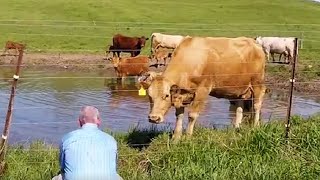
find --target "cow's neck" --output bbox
[163,71,190,90]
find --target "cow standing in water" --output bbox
[108,34,149,57]
[146,36,267,141]
[109,55,149,84]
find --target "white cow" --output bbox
[150,33,189,53]
[255,36,295,63]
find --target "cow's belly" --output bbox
[209,87,248,99]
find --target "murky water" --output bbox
[0,67,319,145]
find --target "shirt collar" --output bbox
[81,123,98,130]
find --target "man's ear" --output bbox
[96,117,101,127]
[78,119,84,127]
[170,85,180,95]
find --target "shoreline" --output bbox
[0,52,318,94]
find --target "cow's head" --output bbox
[111,56,121,68]
[105,45,114,60]
[139,36,149,48]
[138,71,162,89]
[254,36,263,45]
[147,77,195,124]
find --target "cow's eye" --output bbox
[162,94,170,100]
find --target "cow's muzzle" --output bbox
[148,115,162,124]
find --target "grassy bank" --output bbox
[2,115,320,179]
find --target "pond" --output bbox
[0,67,319,145]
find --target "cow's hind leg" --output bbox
[232,100,244,128]
[271,52,275,62]
[172,107,185,142]
[252,85,266,127]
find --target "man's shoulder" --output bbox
[61,129,82,143]
[61,129,117,144]
[97,130,117,144]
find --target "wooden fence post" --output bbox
[0,49,24,174]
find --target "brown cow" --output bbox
[110,55,150,84]
[110,34,149,57]
[3,41,26,55]
[146,36,267,141]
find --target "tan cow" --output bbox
[150,33,189,54]
[110,55,150,84]
[138,71,257,129]
[152,47,172,67]
[147,36,267,141]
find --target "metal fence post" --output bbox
[0,49,24,174]
[285,37,299,140]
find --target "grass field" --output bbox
[1,115,320,179]
[0,0,319,57]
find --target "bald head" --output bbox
[79,106,101,126]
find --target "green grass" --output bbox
[2,115,320,179]
[0,0,319,56]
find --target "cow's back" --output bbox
[119,56,149,75]
[163,36,265,97]
[113,34,138,49]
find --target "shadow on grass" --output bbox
[125,124,172,150]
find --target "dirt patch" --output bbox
[266,73,319,95]
[0,52,112,71]
[0,52,318,94]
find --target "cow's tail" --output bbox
[150,33,155,55]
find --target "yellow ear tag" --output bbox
[139,86,146,96]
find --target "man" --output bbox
[52,106,122,180]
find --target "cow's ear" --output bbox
[170,85,180,95]
[182,92,195,105]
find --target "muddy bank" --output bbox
[0,52,111,71]
[0,52,318,94]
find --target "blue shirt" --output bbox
[59,123,119,180]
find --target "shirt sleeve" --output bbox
[59,141,65,173]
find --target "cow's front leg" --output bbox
[252,85,267,127]
[271,52,276,62]
[172,107,184,142]
[264,49,270,62]
[186,86,210,137]
[121,76,126,86]
[186,112,199,137]
[279,53,282,62]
